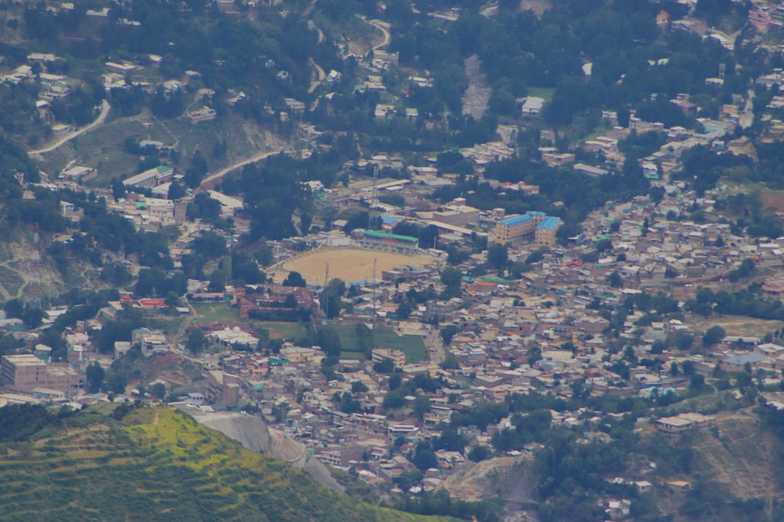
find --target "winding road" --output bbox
[198,147,284,191]
[368,19,391,51]
[30,99,111,155]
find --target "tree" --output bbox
[320,278,345,319]
[441,267,462,298]
[413,395,431,421]
[316,327,342,357]
[702,325,726,347]
[607,271,623,288]
[184,150,208,188]
[468,445,492,462]
[85,362,104,393]
[440,325,459,346]
[689,373,706,392]
[186,328,207,354]
[351,381,368,394]
[412,441,438,471]
[487,244,508,270]
[283,271,307,287]
[150,382,167,400]
[208,270,226,292]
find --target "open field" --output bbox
[527,86,555,102]
[328,321,427,363]
[689,314,784,337]
[273,248,436,285]
[192,302,240,323]
[254,321,309,341]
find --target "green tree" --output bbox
[186,328,207,354]
[487,244,508,270]
[283,271,307,287]
[85,362,105,393]
[702,325,726,347]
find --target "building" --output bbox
[123,165,174,189]
[492,211,545,244]
[0,354,80,394]
[1,354,47,389]
[354,229,420,254]
[372,348,407,368]
[534,216,563,247]
[521,96,545,116]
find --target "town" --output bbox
[2,0,784,521]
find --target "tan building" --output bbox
[492,211,545,244]
[372,348,406,368]
[1,354,80,394]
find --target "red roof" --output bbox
[138,298,167,308]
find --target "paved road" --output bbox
[30,100,111,155]
[198,147,284,191]
[368,19,391,51]
[308,58,326,94]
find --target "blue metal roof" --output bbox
[537,216,563,230]
[501,214,532,226]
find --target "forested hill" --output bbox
[0,404,453,522]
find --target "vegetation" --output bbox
[0,405,451,522]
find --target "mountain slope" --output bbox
[0,406,451,522]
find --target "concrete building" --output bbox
[492,211,545,244]
[372,348,407,368]
[534,216,564,247]
[1,354,80,394]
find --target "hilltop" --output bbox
[0,405,452,522]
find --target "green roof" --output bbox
[363,230,419,244]
[479,276,513,284]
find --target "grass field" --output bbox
[253,321,309,341]
[273,248,435,285]
[328,321,427,363]
[689,314,784,337]
[527,86,555,102]
[192,302,240,323]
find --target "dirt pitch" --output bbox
[272,248,436,285]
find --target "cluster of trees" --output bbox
[687,286,784,321]
[221,156,312,242]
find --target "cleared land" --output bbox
[689,314,784,337]
[273,248,436,285]
[192,302,240,323]
[329,321,427,363]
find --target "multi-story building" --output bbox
[1,354,80,394]
[492,211,545,244]
[534,216,564,247]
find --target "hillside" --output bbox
[0,406,451,522]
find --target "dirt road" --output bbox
[30,100,111,155]
[198,147,284,191]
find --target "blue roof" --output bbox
[381,214,402,225]
[723,353,764,366]
[501,214,532,226]
[500,211,546,226]
[537,216,563,230]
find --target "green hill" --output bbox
[0,406,450,522]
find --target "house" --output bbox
[521,96,545,116]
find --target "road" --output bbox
[30,99,111,155]
[198,147,284,191]
[308,58,326,94]
[368,19,391,51]
[740,88,755,130]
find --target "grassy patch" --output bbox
[328,321,427,363]
[252,321,308,341]
[192,303,240,324]
[527,86,555,102]
[0,265,23,297]
[0,406,452,521]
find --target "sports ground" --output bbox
[272,248,436,284]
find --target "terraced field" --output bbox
[0,407,451,522]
